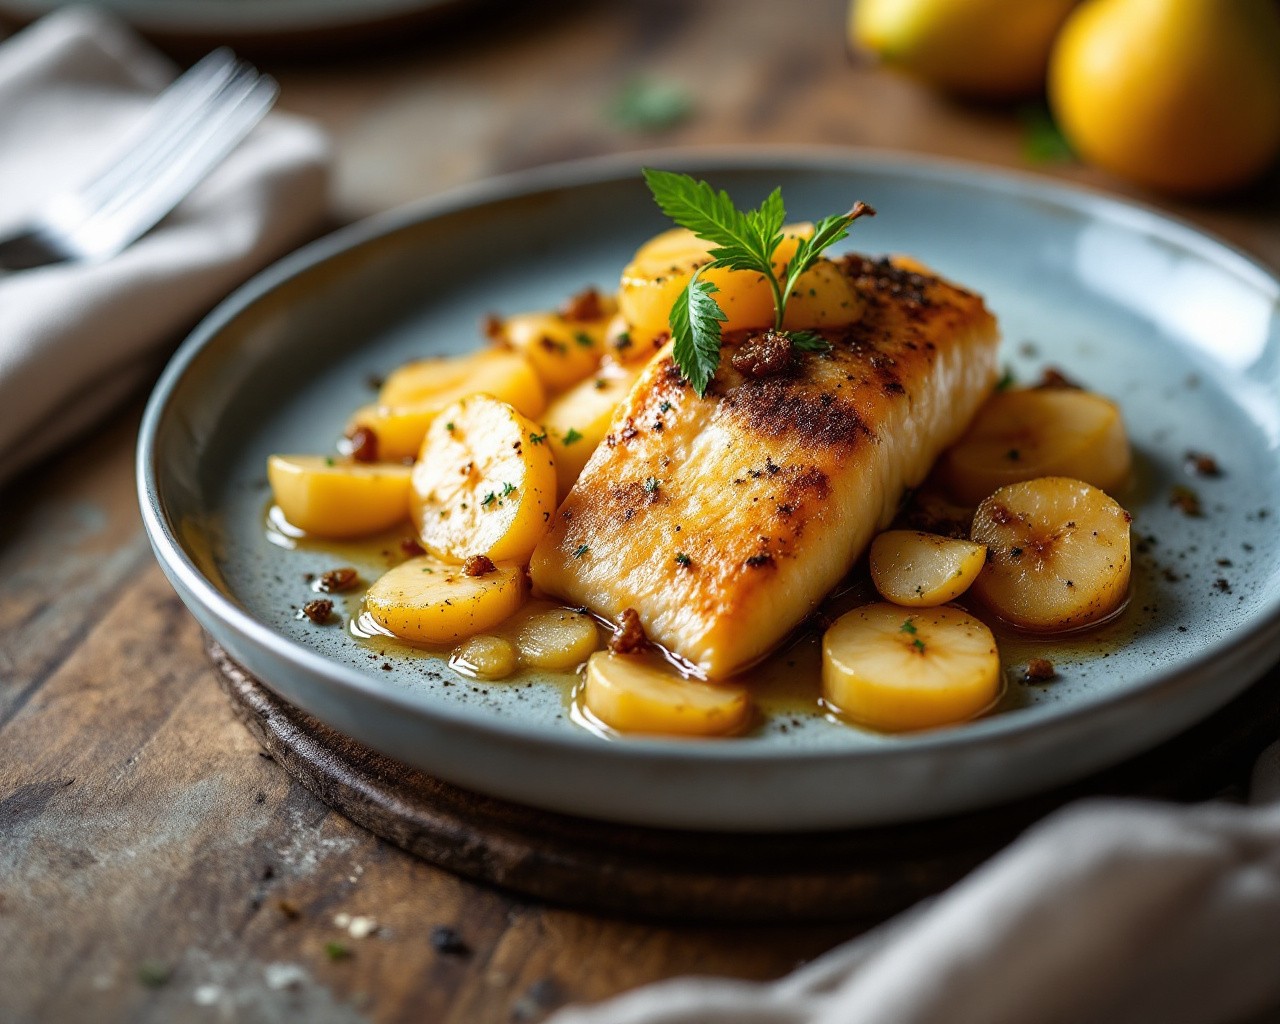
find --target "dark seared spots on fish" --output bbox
[843,254,943,307]
[775,465,830,505]
[867,351,907,396]
[604,416,641,449]
[719,372,873,449]
[607,477,665,526]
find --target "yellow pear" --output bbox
[1049,0,1280,194]
[850,0,1078,98]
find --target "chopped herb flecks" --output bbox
[573,544,590,559]
[529,431,547,445]
[644,477,660,493]
[674,551,692,567]
[563,427,584,446]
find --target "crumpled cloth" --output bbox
[0,7,330,484]
[550,740,1280,1024]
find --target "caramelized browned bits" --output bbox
[1023,658,1057,682]
[348,425,379,463]
[608,608,648,654]
[560,286,606,323]
[318,567,360,592]
[462,554,497,577]
[302,599,334,624]
[731,330,793,378]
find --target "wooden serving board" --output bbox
[209,638,1279,924]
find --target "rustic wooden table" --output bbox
[2,2,1278,1021]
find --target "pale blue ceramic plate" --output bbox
[138,150,1280,831]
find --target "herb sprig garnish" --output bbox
[642,168,875,396]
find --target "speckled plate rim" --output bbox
[138,147,1280,824]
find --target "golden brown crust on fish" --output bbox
[530,255,1000,678]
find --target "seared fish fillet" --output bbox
[530,256,1000,679]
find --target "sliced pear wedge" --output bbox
[822,602,1001,732]
[583,652,750,737]
[970,476,1132,632]
[869,530,987,607]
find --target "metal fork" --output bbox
[0,49,278,272]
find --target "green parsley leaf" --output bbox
[573,544,590,559]
[899,618,918,635]
[445,421,455,432]
[674,551,692,567]
[912,637,927,653]
[782,202,875,315]
[501,481,517,497]
[642,169,874,392]
[746,187,786,269]
[789,330,832,354]
[643,169,774,274]
[669,271,726,397]
[480,492,496,507]
[563,427,584,446]
[529,431,547,445]
[644,477,660,493]
[573,331,594,348]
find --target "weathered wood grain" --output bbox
[0,405,153,724]
[2,0,1279,1020]
[211,638,1280,925]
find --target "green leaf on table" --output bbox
[609,79,694,133]
[1020,105,1075,164]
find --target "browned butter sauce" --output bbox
[264,499,1152,739]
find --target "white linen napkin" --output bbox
[0,7,330,485]
[550,740,1280,1024]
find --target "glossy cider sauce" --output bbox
[264,485,1151,739]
